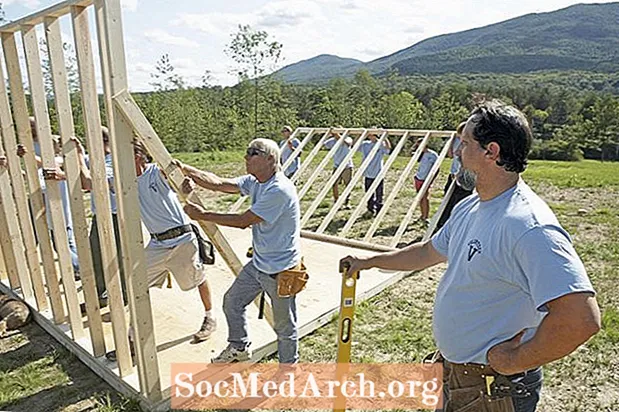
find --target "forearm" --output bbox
[78,157,92,191]
[198,212,251,229]
[182,164,238,193]
[363,240,445,272]
[512,295,600,371]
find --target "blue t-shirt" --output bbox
[236,172,301,274]
[431,180,594,364]
[450,137,462,175]
[324,137,354,169]
[415,149,439,181]
[136,164,193,248]
[358,141,390,179]
[279,139,301,177]
[85,153,117,215]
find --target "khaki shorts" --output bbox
[146,238,206,291]
[332,167,352,188]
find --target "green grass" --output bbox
[524,159,619,188]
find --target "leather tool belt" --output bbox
[151,224,192,241]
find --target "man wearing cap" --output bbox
[279,126,301,179]
[175,138,301,364]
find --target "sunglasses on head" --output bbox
[246,147,266,157]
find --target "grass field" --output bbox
[1,156,618,412]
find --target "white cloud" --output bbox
[174,12,251,37]
[121,0,138,12]
[144,29,199,48]
[3,0,41,9]
[257,1,321,27]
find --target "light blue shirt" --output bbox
[236,172,301,274]
[359,141,390,179]
[415,149,438,181]
[279,139,301,177]
[324,137,354,169]
[450,137,462,175]
[136,164,193,249]
[431,180,594,364]
[85,153,117,215]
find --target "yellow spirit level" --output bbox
[334,262,360,412]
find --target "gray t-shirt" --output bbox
[431,180,594,364]
[135,164,193,249]
[236,172,301,274]
[279,139,301,177]
[415,149,438,181]
[324,137,354,169]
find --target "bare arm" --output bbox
[17,144,42,168]
[488,292,600,374]
[184,201,262,229]
[176,161,240,194]
[341,240,446,274]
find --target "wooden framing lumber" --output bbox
[389,133,454,247]
[0,0,92,33]
[22,24,85,339]
[0,51,45,309]
[336,130,390,237]
[422,177,456,242]
[297,129,351,200]
[289,129,332,184]
[315,131,407,233]
[300,230,395,252]
[362,132,432,241]
[301,130,369,227]
[45,15,106,356]
[0,146,26,291]
[94,0,161,396]
[0,241,5,280]
[71,3,133,378]
[1,31,65,323]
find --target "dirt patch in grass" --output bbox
[0,323,139,412]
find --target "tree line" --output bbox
[132,64,619,161]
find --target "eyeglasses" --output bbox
[246,147,266,157]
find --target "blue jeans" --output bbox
[511,368,543,412]
[223,261,299,363]
[50,227,80,275]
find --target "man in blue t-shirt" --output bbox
[358,131,391,216]
[339,101,600,412]
[279,125,301,179]
[19,117,80,278]
[323,130,354,208]
[176,138,301,364]
[413,137,439,225]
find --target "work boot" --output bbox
[193,316,217,342]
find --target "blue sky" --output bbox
[2,0,616,91]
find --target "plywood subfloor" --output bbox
[1,226,409,409]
